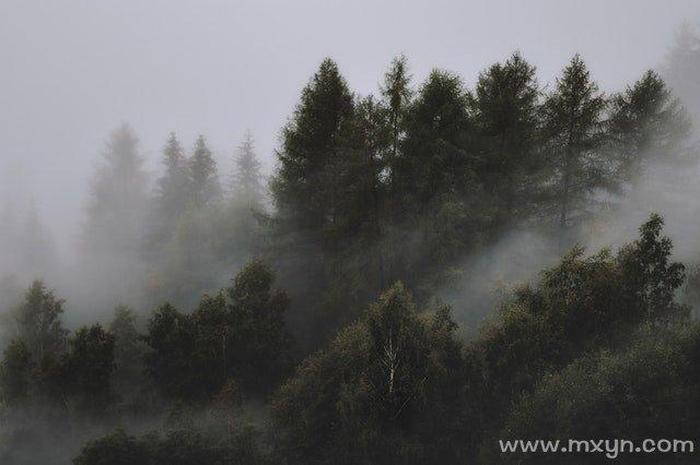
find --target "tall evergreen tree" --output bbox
[80,124,150,310]
[380,55,412,164]
[271,58,357,244]
[354,95,393,291]
[83,123,149,256]
[155,132,190,231]
[189,135,221,207]
[393,69,473,213]
[271,59,390,342]
[542,55,610,230]
[608,70,691,179]
[471,52,541,225]
[232,130,264,209]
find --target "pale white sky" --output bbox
[1,0,699,250]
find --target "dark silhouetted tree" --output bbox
[542,55,610,230]
[62,324,115,413]
[609,70,691,179]
[472,52,542,225]
[0,339,31,404]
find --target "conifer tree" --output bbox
[542,55,609,230]
[83,123,149,256]
[232,130,264,210]
[471,52,541,225]
[155,132,190,230]
[189,135,221,207]
[380,55,412,163]
[609,70,691,179]
[354,95,392,291]
[393,69,473,212]
[271,58,357,244]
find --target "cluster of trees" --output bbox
[0,281,114,415]
[1,35,700,463]
[270,52,690,348]
[271,215,694,464]
[62,48,693,351]
[145,259,293,401]
[76,125,266,313]
[0,261,291,419]
[2,215,694,464]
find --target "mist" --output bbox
[2,2,700,465]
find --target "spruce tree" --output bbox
[380,55,412,163]
[542,55,609,230]
[232,130,263,210]
[609,70,691,179]
[272,59,385,340]
[189,135,221,207]
[471,52,541,225]
[156,132,190,228]
[271,58,356,243]
[354,95,392,291]
[394,69,472,212]
[83,123,149,256]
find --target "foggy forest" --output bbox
[3,2,700,464]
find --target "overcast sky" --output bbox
[1,0,699,251]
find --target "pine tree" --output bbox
[155,132,190,231]
[471,52,541,225]
[608,70,691,179]
[189,135,221,207]
[232,130,264,210]
[542,55,610,230]
[354,95,392,291]
[83,123,149,256]
[380,55,412,164]
[271,59,385,341]
[271,58,357,243]
[393,69,473,212]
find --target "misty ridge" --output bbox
[2,12,700,465]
